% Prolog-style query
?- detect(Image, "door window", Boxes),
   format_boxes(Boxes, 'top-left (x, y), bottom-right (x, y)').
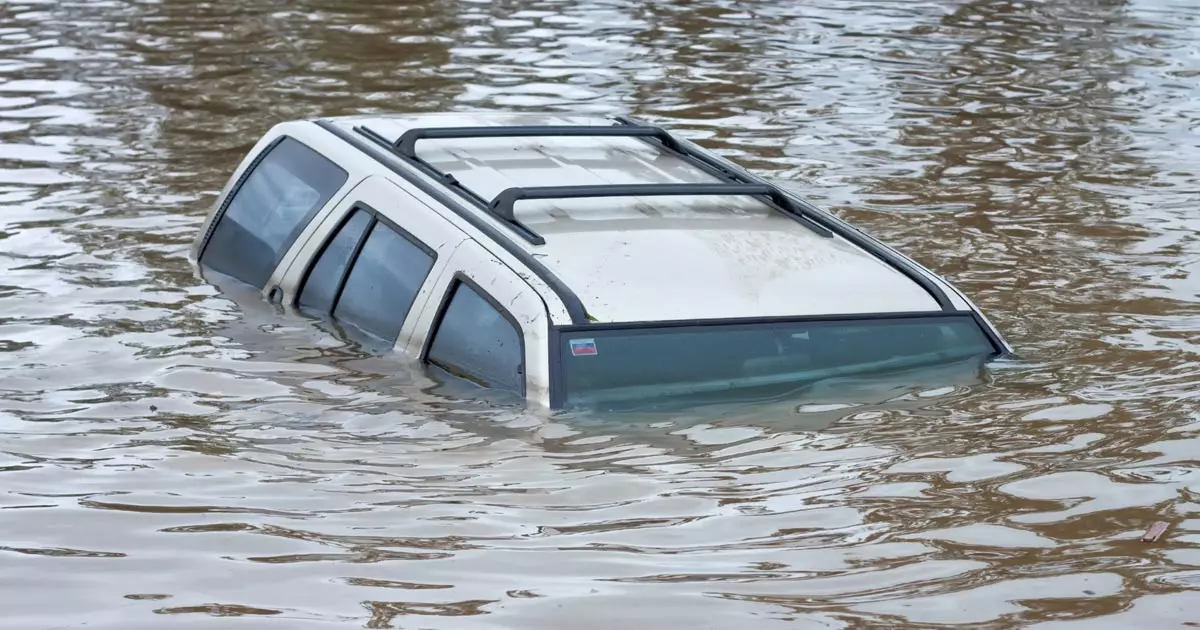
top-left (334, 222), bottom-right (435, 344)
top-left (298, 209), bottom-right (435, 347)
top-left (297, 209), bottom-right (372, 313)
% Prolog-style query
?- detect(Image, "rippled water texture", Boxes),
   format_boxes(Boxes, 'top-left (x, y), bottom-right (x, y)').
top-left (2, 0), bottom-right (1200, 627)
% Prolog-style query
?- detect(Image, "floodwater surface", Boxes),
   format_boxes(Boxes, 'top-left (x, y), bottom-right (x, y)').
top-left (2, 0), bottom-right (1200, 628)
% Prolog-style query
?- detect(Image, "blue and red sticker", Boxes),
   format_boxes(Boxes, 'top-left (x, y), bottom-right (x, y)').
top-left (569, 339), bottom-right (598, 356)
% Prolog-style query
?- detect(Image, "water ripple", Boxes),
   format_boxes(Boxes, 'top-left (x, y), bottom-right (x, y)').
top-left (1, 0), bottom-right (1199, 627)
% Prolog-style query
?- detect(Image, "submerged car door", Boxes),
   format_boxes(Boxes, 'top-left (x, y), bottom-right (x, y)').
top-left (272, 175), bottom-right (469, 353)
top-left (403, 239), bottom-right (553, 407)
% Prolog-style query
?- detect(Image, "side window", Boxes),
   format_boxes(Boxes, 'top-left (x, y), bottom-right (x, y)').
top-left (335, 222), bottom-right (434, 342)
top-left (298, 209), bottom-right (372, 313)
top-left (297, 209), bottom-right (435, 347)
top-left (201, 137), bottom-right (347, 289)
top-left (426, 281), bottom-right (524, 395)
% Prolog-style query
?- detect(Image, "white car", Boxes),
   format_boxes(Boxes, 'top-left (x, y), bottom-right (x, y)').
top-left (190, 112), bottom-right (1011, 409)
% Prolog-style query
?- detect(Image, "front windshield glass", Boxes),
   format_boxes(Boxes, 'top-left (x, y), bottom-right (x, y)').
top-left (557, 315), bottom-right (998, 407)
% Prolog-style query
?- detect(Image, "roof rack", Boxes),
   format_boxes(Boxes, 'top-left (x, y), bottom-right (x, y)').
top-left (351, 118), bottom-right (955, 312)
top-left (356, 121), bottom-right (835, 245)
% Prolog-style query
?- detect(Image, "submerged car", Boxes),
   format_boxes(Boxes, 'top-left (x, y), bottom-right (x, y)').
top-left (190, 112), bottom-right (1011, 409)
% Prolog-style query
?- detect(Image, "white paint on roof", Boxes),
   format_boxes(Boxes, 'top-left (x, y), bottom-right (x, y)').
top-left (329, 113), bottom-right (942, 321)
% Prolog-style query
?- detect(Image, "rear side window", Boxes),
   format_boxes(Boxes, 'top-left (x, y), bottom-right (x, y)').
top-left (426, 281), bottom-right (524, 395)
top-left (202, 137), bottom-right (347, 288)
top-left (298, 208), bottom-right (435, 347)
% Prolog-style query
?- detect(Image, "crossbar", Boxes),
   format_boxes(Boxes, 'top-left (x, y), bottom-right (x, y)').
top-left (394, 125), bottom-right (682, 158)
top-left (488, 183), bottom-right (834, 238)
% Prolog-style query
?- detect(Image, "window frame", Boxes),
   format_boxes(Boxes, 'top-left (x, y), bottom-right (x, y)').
top-left (295, 201), bottom-right (439, 343)
top-left (546, 310), bottom-right (1003, 407)
top-left (420, 271), bottom-right (528, 396)
top-left (198, 135), bottom-right (349, 288)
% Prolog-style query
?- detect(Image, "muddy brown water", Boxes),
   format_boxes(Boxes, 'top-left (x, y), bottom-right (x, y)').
top-left (1, 0), bottom-right (1199, 628)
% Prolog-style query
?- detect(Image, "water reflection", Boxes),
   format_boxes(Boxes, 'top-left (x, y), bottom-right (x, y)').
top-left (1, 0), bottom-right (1200, 627)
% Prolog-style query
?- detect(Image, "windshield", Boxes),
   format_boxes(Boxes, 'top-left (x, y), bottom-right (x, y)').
top-left (556, 314), bottom-right (998, 407)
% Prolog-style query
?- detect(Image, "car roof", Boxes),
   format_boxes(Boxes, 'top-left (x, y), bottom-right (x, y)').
top-left (324, 113), bottom-right (941, 323)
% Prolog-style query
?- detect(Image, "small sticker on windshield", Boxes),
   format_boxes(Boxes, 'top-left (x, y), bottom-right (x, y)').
top-left (570, 339), bottom-right (598, 356)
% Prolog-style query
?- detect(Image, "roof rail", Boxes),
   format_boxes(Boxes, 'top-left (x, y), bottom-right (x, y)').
top-left (490, 183), bottom-right (834, 238)
top-left (394, 125), bottom-right (683, 158)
